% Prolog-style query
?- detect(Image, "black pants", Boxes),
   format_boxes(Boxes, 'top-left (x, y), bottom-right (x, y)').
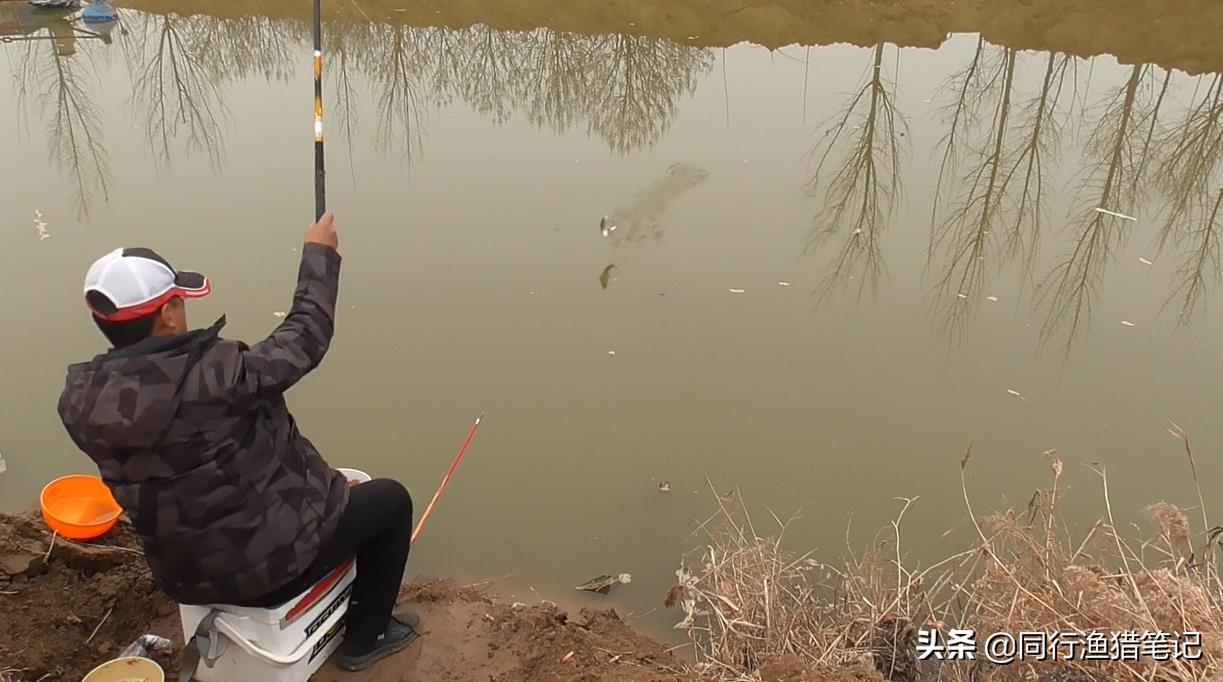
top-left (249, 478), bottom-right (413, 645)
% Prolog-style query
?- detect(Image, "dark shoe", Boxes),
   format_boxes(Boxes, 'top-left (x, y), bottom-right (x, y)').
top-left (337, 612), bottom-right (422, 672)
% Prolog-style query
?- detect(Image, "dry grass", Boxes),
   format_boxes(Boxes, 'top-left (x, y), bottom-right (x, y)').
top-left (669, 436), bottom-right (1223, 681)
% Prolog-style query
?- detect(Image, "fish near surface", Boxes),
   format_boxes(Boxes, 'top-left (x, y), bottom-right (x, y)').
top-left (599, 264), bottom-right (618, 290)
top-left (606, 163), bottom-right (710, 244)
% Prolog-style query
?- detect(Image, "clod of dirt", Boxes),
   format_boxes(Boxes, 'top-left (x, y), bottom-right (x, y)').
top-left (0, 553), bottom-right (42, 577)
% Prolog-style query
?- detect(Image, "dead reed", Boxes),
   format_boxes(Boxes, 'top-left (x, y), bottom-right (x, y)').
top-left (669, 437), bottom-right (1223, 681)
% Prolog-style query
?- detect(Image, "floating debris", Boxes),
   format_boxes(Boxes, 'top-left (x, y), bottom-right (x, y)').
top-left (985, 296), bottom-right (999, 302)
top-left (777, 281), bottom-right (791, 287)
top-left (33, 210), bottom-right (49, 240)
top-left (272, 311), bottom-right (287, 318)
top-left (575, 573), bottom-right (631, 595)
top-left (1138, 257), bottom-right (1153, 265)
top-left (0, 450), bottom-right (6, 475)
top-left (1093, 207), bottom-right (1137, 221)
top-left (599, 264), bottom-right (618, 290)
top-left (728, 288), bottom-right (746, 294)
top-left (852, 228), bottom-right (863, 235)
top-left (600, 216), bottom-right (617, 237)
top-left (607, 350), bottom-right (616, 356)
top-left (1005, 388), bottom-right (1028, 401)
top-left (1121, 320), bottom-right (1136, 327)
top-left (658, 481), bottom-right (671, 492)
top-left (956, 293), bottom-right (968, 300)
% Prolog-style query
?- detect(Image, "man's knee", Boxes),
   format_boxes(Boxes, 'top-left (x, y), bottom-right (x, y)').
top-left (373, 478), bottom-right (412, 518)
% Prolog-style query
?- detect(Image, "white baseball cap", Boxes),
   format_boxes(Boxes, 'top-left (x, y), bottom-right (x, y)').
top-left (84, 248), bottom-right (211, 321)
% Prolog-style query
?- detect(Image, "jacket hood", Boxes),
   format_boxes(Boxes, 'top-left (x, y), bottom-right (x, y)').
top-left (59, 317), bottom-right (226, 454)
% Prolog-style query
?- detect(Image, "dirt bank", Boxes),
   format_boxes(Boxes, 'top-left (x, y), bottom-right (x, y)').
top-left (0, 512), bottom-right (884, 682)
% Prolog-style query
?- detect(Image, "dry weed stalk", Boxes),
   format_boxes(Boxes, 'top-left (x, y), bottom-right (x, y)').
top-left (671, 452), bottom-right (1223, 681)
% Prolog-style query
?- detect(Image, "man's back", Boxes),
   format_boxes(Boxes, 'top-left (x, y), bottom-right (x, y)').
top-left (58, 243), bottom-right (348, 605)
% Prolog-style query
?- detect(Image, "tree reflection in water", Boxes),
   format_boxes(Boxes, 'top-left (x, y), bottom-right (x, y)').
top-left (1154, 75), bottom-right (1223, 326)
top-left (805, 44), bottom-right (907, 304)
top-left (11, 27), bottom-right (110, 218)
top-left (8, 14), bottom-right (713, 204)
top-left (928, 47), bottom-right (1073, 341)
top-left (1037, 64), bottom-right (1168, 358)
top-left (13, 11), bottom-right (1223, 356)
top-left (122, 13), bottom-right (229, 172)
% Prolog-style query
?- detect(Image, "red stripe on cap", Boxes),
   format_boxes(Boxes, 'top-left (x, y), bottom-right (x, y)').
top-left (92, 280), bottom-right (211, 322)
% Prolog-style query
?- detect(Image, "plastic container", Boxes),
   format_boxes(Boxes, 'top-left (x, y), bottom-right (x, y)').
top-left (336, 467), bottom-right (371, 484)
top-left (82, 656), bottom-right (165, 682)
top-left (81, 0), bottom-right (117, 22)
top-left (39, 475), bottom-right (121, 540)
top-left (179, 559), bottom-right (356, 682)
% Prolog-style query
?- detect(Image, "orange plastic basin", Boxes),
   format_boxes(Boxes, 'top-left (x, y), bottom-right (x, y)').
top-left (40, 475), bottom-right (122, 541)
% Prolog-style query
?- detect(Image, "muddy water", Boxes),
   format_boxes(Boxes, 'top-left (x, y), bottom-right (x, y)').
top-left (3, 1), bottom-right (1223, 635)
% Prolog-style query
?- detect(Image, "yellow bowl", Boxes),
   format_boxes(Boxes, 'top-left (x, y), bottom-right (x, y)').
top-left (40, 475), bottom-right (122, 541)
top-left (81, 656), bottom-right (164, 682)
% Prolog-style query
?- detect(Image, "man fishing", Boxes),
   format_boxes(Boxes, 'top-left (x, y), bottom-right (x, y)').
top-left (57, 213), bottom-right (421, 672)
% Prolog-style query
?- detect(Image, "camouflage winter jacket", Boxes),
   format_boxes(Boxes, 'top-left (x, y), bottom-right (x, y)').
top-left (57, 243), bottom-right (350, 605)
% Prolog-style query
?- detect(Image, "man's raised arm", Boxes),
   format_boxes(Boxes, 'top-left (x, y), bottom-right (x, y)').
top-left (225, 213), bottom-right (342, 401)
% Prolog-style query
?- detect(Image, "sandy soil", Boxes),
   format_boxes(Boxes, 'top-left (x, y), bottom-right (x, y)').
top-left (0, 512), bottom-right (888, 682)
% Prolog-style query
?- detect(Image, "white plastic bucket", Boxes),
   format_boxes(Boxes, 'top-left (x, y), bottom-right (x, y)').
top-left (179, 559), bottom-right (357, 682)
top-left (336, 467), bottom-right (371, 484)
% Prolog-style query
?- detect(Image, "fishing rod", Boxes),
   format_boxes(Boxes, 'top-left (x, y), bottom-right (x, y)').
top-left (411, 414), bottom-right (483, 543)
top-left (312, 0), bottom-right (325, 219)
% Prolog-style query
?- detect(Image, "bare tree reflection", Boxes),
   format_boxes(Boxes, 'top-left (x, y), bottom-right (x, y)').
top-left (320, 25), bottom-right (711, 162)
top-left (187, 15), bottom-right (298, 84)
top-left (11, 31), bottom-right (110, 217)
top-left (928, 50), bottom-right (1072, 339)
top-left (929, 37), bottom-right (988, 243)
top-left (458, 25), bottom-right (523, 125)
top-left (1164, 186), bottom-right (1223, 324)
top-left (364, 24), bottom-right (427, 161)
top-left (928, 47), bottom-right (1016, 337)
top-left (585, 33), bottom-right (713, 155)
top-left (1038, 64), bottom-right (1167, 356)
top-left (123, 13), bottom-right (227, 171)
top-left (1002, 54), bottom-right (1073, 283)
top-left (1153, 76), bottom-right (1223, 324)
top-left (327, 22), bottom-right (363, 181)
top-left (805, 44), bottom-right (907, 304)
top-left (414, 26), bottom-right (466, 108)
top-left (519, 28), bottom-right (593, 134)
